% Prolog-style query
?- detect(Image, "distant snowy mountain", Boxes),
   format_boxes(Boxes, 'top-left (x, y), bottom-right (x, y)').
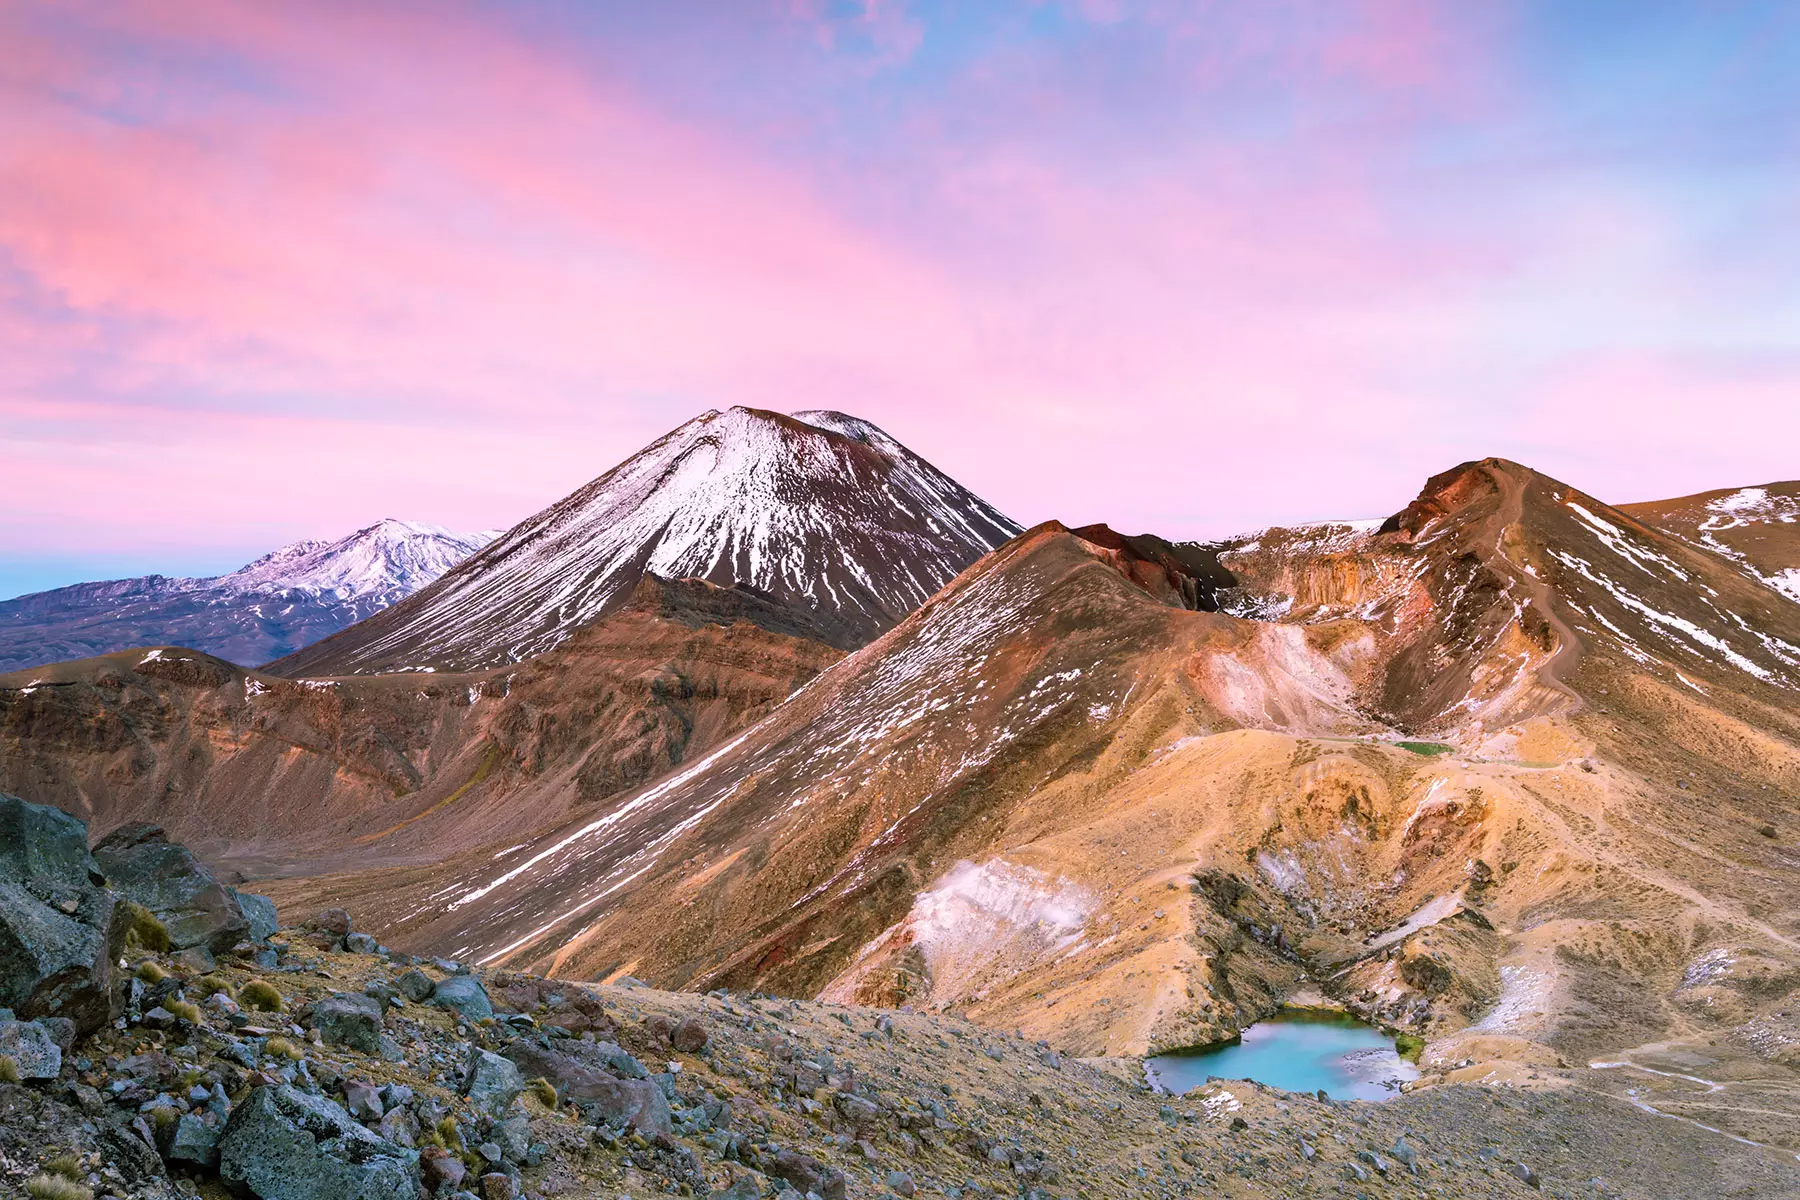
top-left (0, 520), bottom-right (496, 673)
top-left (272, 407), bottom-right (1021, 675)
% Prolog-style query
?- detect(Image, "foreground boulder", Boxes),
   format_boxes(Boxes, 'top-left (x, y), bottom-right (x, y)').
top-left (311, 992), bottom-right (386, 1054)
top-left (219, 1084), bottom-right (419, 1200)
top-left (0, 792), bottom-right (127, 1033)
top-left (92, 822), bottom-right (253, 953)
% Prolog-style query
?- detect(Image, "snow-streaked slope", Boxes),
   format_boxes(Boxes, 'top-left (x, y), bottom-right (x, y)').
top-left (272, 408), bottom-right (1021, 675)
top-left (1622, 482), bottom-right (1800, 604)
top-left (0, 521), bottom-right (495, 672)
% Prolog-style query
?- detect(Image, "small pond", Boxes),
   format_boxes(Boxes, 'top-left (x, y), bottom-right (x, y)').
top-left (1145, 1010), bottom-right (1420, 1102)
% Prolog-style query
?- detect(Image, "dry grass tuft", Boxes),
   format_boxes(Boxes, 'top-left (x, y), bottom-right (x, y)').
top-left (239, 979), bottom-right (284, 1012)
top-left (263, 1036), bottom-right (304, 1061)
top-left (43, 1155), bottom-right (83, 1180)
top-left (528, 1076), bottom-right (559, 1110)
top-left (194, 974), bottom-right (235, 1000)
top-left (134, 961), bottom-right (167, 984)
top-left (0, 1055), bottom-right (20, 1084)
top-left (164, 999), bottom-right (203, 1024)
top-left (24, 1175), bottom-right (92, 1200)
top-left (120, 902), bottom-right (170, 953)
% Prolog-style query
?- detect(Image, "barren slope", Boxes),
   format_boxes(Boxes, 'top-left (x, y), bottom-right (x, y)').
top-left (253, 460), bottom-right (1800, 1156)
top-left (0, 576), bottom-right (840, 875)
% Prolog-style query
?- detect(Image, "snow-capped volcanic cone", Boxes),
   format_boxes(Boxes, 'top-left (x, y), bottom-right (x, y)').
top-left (0, 520), bottom-right (495, 672)
top-left (271, 408), bottom-right (1021, 675)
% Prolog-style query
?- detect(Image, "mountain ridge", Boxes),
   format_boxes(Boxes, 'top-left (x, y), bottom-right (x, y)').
top-left (0, 519), bottom-right (495, 672)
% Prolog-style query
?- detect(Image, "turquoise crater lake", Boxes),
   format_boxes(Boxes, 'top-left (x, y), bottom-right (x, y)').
top-left (1145, 1010), bottom-right (1420, 1102)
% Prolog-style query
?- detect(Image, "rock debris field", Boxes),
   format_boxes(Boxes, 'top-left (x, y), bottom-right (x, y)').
top-left (2, 794), bottom-right (1797, 1200)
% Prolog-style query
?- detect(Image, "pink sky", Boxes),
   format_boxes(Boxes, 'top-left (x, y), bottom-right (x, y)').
top-left (3, 1), bottom-right (1798, 593)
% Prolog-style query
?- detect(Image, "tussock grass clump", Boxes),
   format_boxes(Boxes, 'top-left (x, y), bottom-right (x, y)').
top-left (149, 1108), bottom-right (180, 1138)
top-left (43, 1155), bottom-right (84, 1180)
top-left (194, 974), bottom-right (235, 1000)
top-left (164, 999), bottom-right (203, 1024)
top-left (239, 979), bottom-right (284, 1012)
top-left (24, 1175), bottom-right (92, 1200)
top-left (528, 1077), bottom-right (559, 1110)
top-left (134, 961), bottom-right (167, 984)
top-left (120, 902), bottom-right (170, 954)
top-left (0, 1055), bottom-right (20, 1084)
top-left (263, 1036), bottom-right (304, 1061)
top-left (432, 1115), bottom-right (464, 1151)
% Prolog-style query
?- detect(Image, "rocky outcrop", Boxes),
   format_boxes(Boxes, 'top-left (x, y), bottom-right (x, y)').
top-left (92, 822), bottom-right (255, 953)
top-left (0, 792), bottom-right (127, 1034)
top-left (219, 1084), bottom-right (419, 1200)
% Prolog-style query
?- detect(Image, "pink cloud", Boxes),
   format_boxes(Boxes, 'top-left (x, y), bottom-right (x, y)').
top-left (1, 0), bottom-right (1796, 574)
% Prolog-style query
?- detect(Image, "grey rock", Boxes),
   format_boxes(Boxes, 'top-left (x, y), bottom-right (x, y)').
top-left (431, 975), bottom-right (493, 1023)
top-left (169, 1111), bottom-right (223, 1167)
top-left (33, 1014), bottom-right (76, 1051)
top-left (833, 1091), bottom-right (879, 1129)
top-left (312, 992), bottom-right (385, 1054)
top-left (494, 1114), bottom-right (530, 1163)
top-left (0, 794), bottom-right (127, 1034)
top-left (344, 932), bottom-right (381, 955)
top-left (503, 1039), bottom-right (670, 1135)
top-left (232, 890), bottom-right (281, 942)
top-left (463, 1046), bottom-right (524, 1116)
top-left (711, 1179), bottom-right (764, 1200)
top-left (344, 1080), bottom-right (385, 1120)
top-left (219, 1084), bottom-right (419, 1200)
top-left (310, 908), bottom-right (353, 937)
top-left (886, 1170), bottom-right (917, 1197)
top-left (592, 1041), bottom-right (649, 1079)
top-left (395, 969), bottom-right (436, 1003)
top-left (92, 823), bottom-right (250, 952)
top-left (0, 791), bottom-right (104, 889)
top-left (377, 1107), bottom-right (418, 1148)
top-left (0, 1017), bottom-right (62, 1078)
top-left (1511, 1161), bottom-right (1540, 1188)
